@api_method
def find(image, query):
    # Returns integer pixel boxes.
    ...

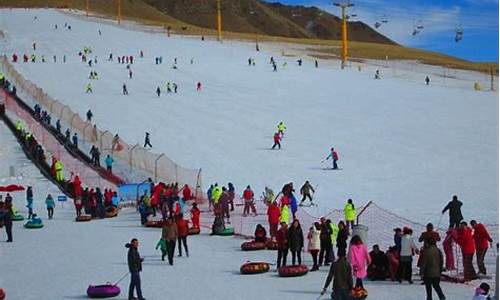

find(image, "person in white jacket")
[397,227,419,284]
[308,222,321,271]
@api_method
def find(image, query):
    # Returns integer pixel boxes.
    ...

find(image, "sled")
[188,227,200,235]
[351,287,368,299]
[240,262,270,275]
[105,206,118,218]
[266,239,279,250]
[0,184,25,192]
[75,215,92,222]
[145,220,166,228]
[278,265,308,277]
[12,214,24,221]
[87,284,120,298]
[24,220,43,229]
[241,241,266,251]
[213,227,234,236]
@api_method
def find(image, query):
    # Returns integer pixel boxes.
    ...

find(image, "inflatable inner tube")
[75,215,92,222]
[278,265,308,277]
[241,241,266,251]
[266,239,278,250]
[105,206,118,218]
[213,227,234,236]
[145,220,166,228]
[351,287,368,299]
[188,227,200,235]
[87,284,121,298]
[24,221,44,229]
[12,214,24,221]
[0,288,5,300]
[240,262,270,274]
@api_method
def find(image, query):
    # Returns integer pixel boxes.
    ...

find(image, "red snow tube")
[240,262,270,274]
[351,287,368,299]
[87,284,120,298]
[440,274,466,284]
[0,184,25,192]
[105,206,118,218]
[278,265,308,277]
[75,215,92,222]
[266,239,278,250]
[241,241,266,251]
[0,288,5,300]
[188,227,200,235]
[145,220,166,228]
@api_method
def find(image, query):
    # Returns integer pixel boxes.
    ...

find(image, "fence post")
[154,153,165,182]
[356,200,373,225]
[99,130,108,152]
[129,144,139,172]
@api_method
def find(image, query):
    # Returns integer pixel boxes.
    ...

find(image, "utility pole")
[117,0,122,25]
[334,1,354,69]
[216,0,222,43]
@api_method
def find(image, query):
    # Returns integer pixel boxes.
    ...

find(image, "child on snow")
[45,194,55,219]
[190,203,200,229]
[155,237,168,261]
[473,283,491,300]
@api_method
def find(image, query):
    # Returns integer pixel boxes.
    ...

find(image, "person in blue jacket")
[26,186,34,219]
[105,155,114,172]
[45,194,55,219]
[111,192,119,207]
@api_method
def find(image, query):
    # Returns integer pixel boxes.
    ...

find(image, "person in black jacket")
[126,238,145,300]
[287,219,304,265]
[336,221,349,257]
[368,244,389,280]
[319,217,333,266]
[442,195,463,228]
[0,200,13,242]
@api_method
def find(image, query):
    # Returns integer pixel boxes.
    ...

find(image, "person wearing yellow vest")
[211,184,222,205]
[344,199,356,230]
[54,160,64,182]
[0,71,5,86]
[330,220,339,247]
[277,121,286,137]
[280,204,290,224]
[15,120,23,132]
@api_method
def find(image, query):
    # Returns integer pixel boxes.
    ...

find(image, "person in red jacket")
[176,215,189,257]
[457,221,478,281]
[276,222,289,269]
[470,220,493,275]
[182,184,192,201]
[73,175,82,200]
[190,203,200,229]
[89,188,97,218]
[242,185,257,217]
[272,132,281,149]
[104,189,113,207]
[267,202,281,238]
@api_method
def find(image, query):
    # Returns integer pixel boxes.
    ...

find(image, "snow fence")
[0,55,204,201]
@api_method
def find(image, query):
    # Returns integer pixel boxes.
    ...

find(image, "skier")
[425,76,430,85]
[277,121,286,136]
[374,69,381,79]
[108,53,113,61]
[299,180,315,206]
[45,194,55,219]
[272,62,277,72]
[140,50,143,58]
[156,86,161,97]
[85,83,93,94]
[166,82,172,93]
[144,132,152,148]
[86,109,93,122]
[122,83,128,95]
[173,83,178,93]
[325,147,339,170]
[129,69,133,79]
[125,238,145,300]
[271,132,281,149]
[442,195,463,228]
[196,82,202,91]
[248,58,252,66]
[297,58,302,66]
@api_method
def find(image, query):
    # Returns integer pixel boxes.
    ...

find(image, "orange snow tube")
[278,265,308,277]
[266,239,278,250]
[241,241,266,251]
[75,215,92,222]
[188,227,200,235]
[145,220,166,228]
[240,262,270,274]
[351,287,368,299]
[105,206,118,218]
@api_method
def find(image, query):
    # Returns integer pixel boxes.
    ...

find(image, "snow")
[0,8,498,299]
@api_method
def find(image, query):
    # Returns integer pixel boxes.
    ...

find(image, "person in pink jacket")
[442,227,457,271]
[348,235,371,289]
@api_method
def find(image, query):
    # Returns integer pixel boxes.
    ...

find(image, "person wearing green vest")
[280,204,290,225]
[211,184,222,204]
[330,220,339,247]
[54,160,64,182]
[15,120,23,132]
[0,71,5,86]
[277,121,286,136]
[344,199,356,230]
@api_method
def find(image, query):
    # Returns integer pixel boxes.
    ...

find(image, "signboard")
[58,195,67,202]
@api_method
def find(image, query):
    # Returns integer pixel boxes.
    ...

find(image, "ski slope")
[0,9,498,225]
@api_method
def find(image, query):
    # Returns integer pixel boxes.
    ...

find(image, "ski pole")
[437,213,444,230]
[114,271,130,286]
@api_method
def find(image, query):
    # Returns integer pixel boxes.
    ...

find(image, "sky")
[269,0,499,62]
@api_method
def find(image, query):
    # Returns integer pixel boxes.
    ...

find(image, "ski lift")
[381,14,388,23]
[374,21,381,29]
[455,26,463,42]
[412,28,420,36]
[416,20,424,30]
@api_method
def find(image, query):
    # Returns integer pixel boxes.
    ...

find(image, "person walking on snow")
[105,155,114,172]
[242,185,257,217]
[470,220,493,275]
[26,186,34,219]
[442,195,463,228]
[122,83,128,95]
[272,132,281,149]
[325,147,339,169]
[86,109,93,122]
[85,83,93,94]
[321,251,353,300]
[144,132,152,148]
[308,222,321,271]
[156,86,161,97]
[125,238,145,300]
[162,217,178,265]
[45,194,55,219]
[425,76,430,85]
[299,180,315,206]
[420,239,446,300]
[349,235,371,289]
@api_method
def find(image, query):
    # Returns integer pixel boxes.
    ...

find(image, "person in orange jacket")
[457,221,478,281]
[190,203,200,229]
[470,220,493,275]
[272,132,281,150]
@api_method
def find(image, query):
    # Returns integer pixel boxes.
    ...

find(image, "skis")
[299,203,318,207]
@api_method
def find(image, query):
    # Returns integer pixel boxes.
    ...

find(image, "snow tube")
[188,227,200,235]
[241,241,266,251]
[105,206,118,218]
[213,227,234,236]
[76,215,92,222]
[266,239,278,250]
[12,214,24,221]
[24,220,43,229]
[278,265,308,277]
[145,220,166,228]
[351,287,368,299]
[240,262,270,274]
[86,284,120,298]
[0,288,5,300]
[0,184,24,192]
